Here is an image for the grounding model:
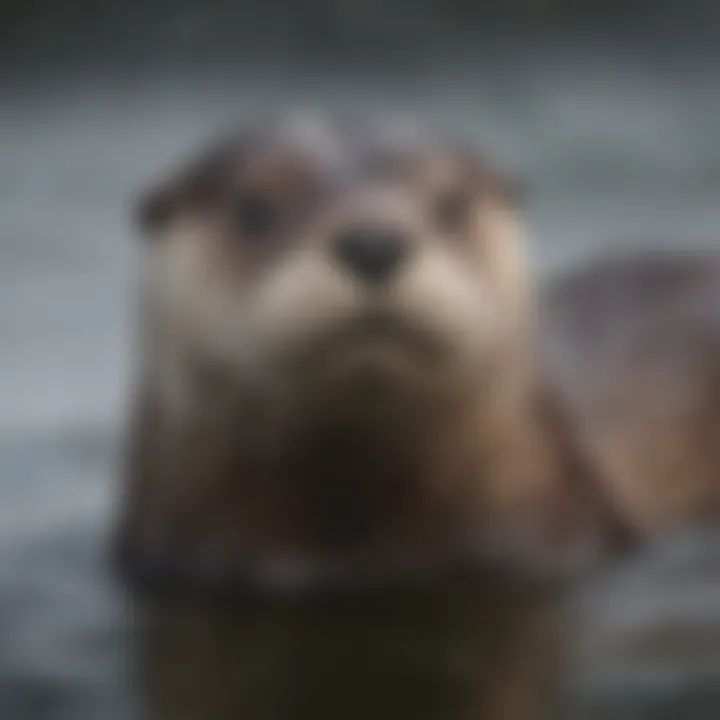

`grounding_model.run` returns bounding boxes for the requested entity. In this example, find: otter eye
[233,192,278,239]
[434,190,471,234]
